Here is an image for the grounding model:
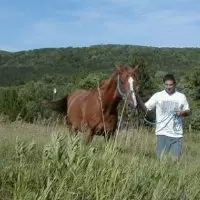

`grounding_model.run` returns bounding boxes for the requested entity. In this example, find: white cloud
[1,0,200,50]
[0,45,19,52]
[22,8,200,49]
